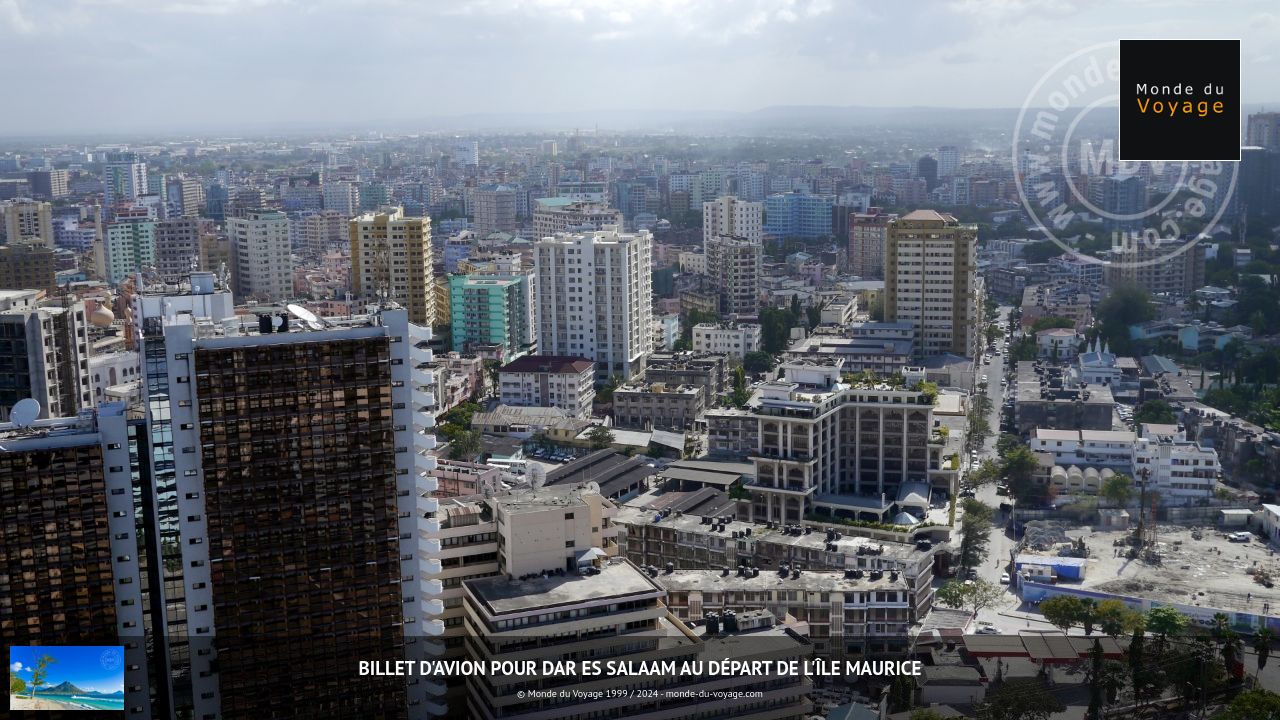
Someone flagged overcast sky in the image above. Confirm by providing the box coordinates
[2,0,1279,135]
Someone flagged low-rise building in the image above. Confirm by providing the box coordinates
[1036,327,1081,360]
[691,322,761,359]
[645,351,729,398]
[1133,422,1221,499]
[614,383,706,431]
[498,355,595,418]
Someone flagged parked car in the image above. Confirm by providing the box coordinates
[1000,573,1011,584]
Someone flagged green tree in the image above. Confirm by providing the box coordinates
[596,375,622,404]
[1133,399,1177,426]
[1030,316,1075,332]
[29,653,54,700]
[1095,599,1142,637]
[1095,282,1155,354]
[996,433,1023,457]
[1040,595,1086,633]
[10,672,25,695]
[909,711,948,720]
[728,366,751,408]
[868,295,885,322]
[976,678,1066,720]
[936,579,1004,616]
[968,458,1001,488]
[448,430,482,460]
[743,351,774,374]
[1086,639,1105,720]
[1217,688,1280,720]
[1254,627,1274,678]
[958,498,993,570]
[1002,445,1043,504]
[1146,606,1189,647]
[1100,473,1135,508]
[586,425,615,450]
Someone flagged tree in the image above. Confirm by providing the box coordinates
[1040,595,1086,633]
[936,579,1004,616]
[1086,639,1105,720]
[976,678,1066,720]
[1001,445,1043,504]
[968,459,1002,488]
[1146,606,1189,647]
[1133,399,1177,426]
[868,295,885,322]
[909,711,948,720]
[596,375,622,404]
[1094,599,1142,637]
[1096,282,1155,354]
[958,499,993,570]
[448,430,482,460]
[586,425,615,450]
[1217,688,1280,720]
[29,653,54,700]
[743,351,774,374]
[1100,473,1135,508]
[1254,627,1274,678]
[996,433,1023,457]
[1030,316,1075,332]
[10,672,25,695]
[728,367,751,408]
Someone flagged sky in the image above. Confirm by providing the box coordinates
[9,646,125,694]
[1,0,1279,135]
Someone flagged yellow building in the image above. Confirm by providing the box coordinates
[885,209,980,358]
[349,207,435,326]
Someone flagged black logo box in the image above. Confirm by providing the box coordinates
[1119,39,1241,162]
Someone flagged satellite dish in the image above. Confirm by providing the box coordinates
[583,481,600,496]
[10,398,40,429]
[271,314,285,329]
[287,303,327,330]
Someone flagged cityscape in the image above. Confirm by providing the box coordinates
[4,2,1280,720]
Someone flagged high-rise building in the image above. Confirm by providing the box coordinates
[1103,237,1205,298]
[0,294,91,419]
[885,209,980,358]
[916,155,939,190]
[702,195,763,247]
[1090,174,1145,232]
[471,184,518,236]
[1239,146,1280,221]
[163,174,205,218]
[531,198,623,238]
[129,279,443,718]
[764,192,835,239]
[26,168,69,199]
[350,207,436,326]
[153,217,200,283]
[447,273,535,361]
[0,402,151,717]
[848,207,895,280]
[1,198,53,246]
[298,209,347,256]
[103,152,148,219]
[104,220,157,285]
[323,180,360,217]
[0,243,57,292]
[228,209,292,301]
[705,235,762,318]
[535,228,653,382]
[1247,111,1280,150]
[453,140,479,167]
[937,146,960,178]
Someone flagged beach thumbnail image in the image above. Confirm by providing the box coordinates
[9,646,124,711]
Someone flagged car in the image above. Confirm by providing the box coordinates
[1000,573,1011,584]
[981,375,989,383]
[975,626,1003,635]
[959,489,976,498]
[1228,532,1252,543]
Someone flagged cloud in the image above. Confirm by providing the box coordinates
[0,0,34,33]
[10,661,22,672]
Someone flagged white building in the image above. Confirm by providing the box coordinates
[1030,429,1136,471]
[678,250,706,274]
[702,195,763,247]
[88,350,140,407]
[1036,327,1081,359]
[1134,423,1221,500]
[498,355,596,418]
[227,209,291,301]
[691,323,761,360]
[322,181,360,217]
[535,227,653,382]
[705,235,762,318]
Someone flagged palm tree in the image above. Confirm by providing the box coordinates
[1254,627,1275,680]
[1222,630,1244,683]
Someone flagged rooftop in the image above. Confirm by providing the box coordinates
[499,355,593,375]
[465,559,664,616]
[657,568,907,594]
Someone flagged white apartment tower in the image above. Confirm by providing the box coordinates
[227,209,292,302]
[702,195,763,248]
[535,227,653,382]
[323,181,360,217]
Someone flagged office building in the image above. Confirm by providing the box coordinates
[0,295,91,420]
[1239,146,1280,221]
[531,198,622,238]
[0,403,151,717]
[705,235,762,318]
[130,278,443,718]
[849,208,895,279]
[498,354,595,418]
[453,140,479,167]
[764,192,834,238]
[917,156,939,191]
[323,181,360,217]
[1,198,53,246]
[0,243,57,292]
[103,152,148,219]
[691,322,761,359]
[884,210,980,358]
[227,210,292,301]
[1104,237,1205,298]
[1247,112,1280,150]
[1091,174,1145,232]
[26,168,69,199]
[104,220,157,285]
[165,175,205,218]
[350,207,436,325]
[447,273,534,361]
[471,184,518,236]
[153,217,201,283]
[535,227,653,382]
[937,146,959,178]
[297,209,347,256]
[702,195,763,246]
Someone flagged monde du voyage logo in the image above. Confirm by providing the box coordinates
[1120,39,1241,161]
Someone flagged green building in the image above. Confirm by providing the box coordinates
[448,273,534,361]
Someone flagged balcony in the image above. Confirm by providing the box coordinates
[420,475,439,493]
[418,456,438,472]
[408,324,432,344]
[422,558,443,575]
[423,598,445,616]
[418,495,439,514]
[424,619,446,636]
[412,366,436,386]
[422,538,442,554]
[412,389,436,408]
[422,517,441,534]
[420,577,443,595]
[424,699,448,716]
[415,431,437,451]
[411,346,434,365]
[416,412,435,429]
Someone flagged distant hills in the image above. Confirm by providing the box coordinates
[39,681,86,695]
